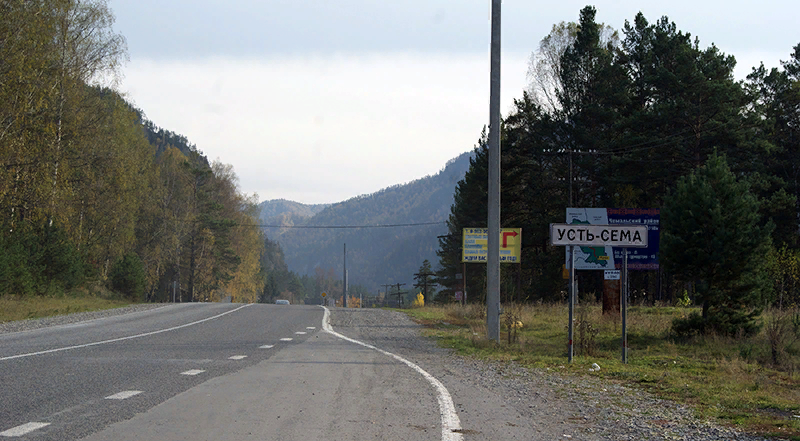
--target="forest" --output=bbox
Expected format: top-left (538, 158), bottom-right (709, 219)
top-left (0, 0), bottom-right (329, 304)
top-left (436, 7), bottom-right (799, 335)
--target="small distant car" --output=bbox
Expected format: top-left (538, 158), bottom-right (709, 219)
top-left (275, 299), bottom-right (290, 305)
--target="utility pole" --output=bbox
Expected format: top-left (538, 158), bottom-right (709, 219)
top-left (394, 283), bottom-right (407, 308)
top-left (486, 0), bottom-right (502, 342)
top-left (413, 270), bottom-right (435, 303)
top-left (381, 283), bottom-right (393, 306)
top-left (342, 243), bottom-right (348, 308)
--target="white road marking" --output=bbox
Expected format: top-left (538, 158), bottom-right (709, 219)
top-left (180, 369), bottom-right (206, 376)
top-left (280, 338), bottom-right (293, 342)
top-left (259, 345), bottom-right (274, 349)
top-left (295, 331), bottom-right (306, 335)
top-left (306, 327), bottom-right (316, 330)
top-left (228, 355), bottom-right (247, 360)
top-left (320, 306), bottom-right (463, 441)
top-left (0, 304), bottom-right (253, 361)
top-left (0, 422), bottom-right (50, 437)
top-left (105, 390), bottom-right (142, 400)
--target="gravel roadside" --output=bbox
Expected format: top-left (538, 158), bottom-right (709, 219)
top-left (0, 303), bottom-right (167, 335)
top-left (328, 307), bottom-right (776, 441)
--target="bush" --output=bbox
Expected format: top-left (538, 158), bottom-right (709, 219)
top-left (39, 222), bottom-right (85, 291)
top-left (0, 220), bottom-right (86, 296)
top-left (673, 307), bottom-right (762, 338)
top-left (108, 253), bottom-right (146, 300)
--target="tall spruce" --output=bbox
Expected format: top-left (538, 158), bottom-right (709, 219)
top-left (663, 153), bottom-right (773, 336)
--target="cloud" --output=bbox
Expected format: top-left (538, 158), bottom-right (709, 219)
top-left (112, 0), bottom-right (799, 61)
top-left (123, 52), bottom-right (531, 204)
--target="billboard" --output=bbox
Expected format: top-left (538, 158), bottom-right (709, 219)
top-left (462, 228), bottom-right (522, 263)
top-left (565, 208), bottom-right (660, 270)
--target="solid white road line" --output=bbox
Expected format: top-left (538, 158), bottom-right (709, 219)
top-left (0, 304), bottom-right (253, 361)
top-left (319, 306), bottom-right (464, 441)
top-left (259, 345), bottom-right (274, 349)
top-left (295, 331), bottom-right (307, 335)
top-left (280, 338), bottom-right (293, 342)
top-left (105, 390), bottom-right (142, 400)
top-left (228, 355), bottom-right (247, 360)
top-left (0, 422), bottom-right (50, 437)
top-left (180, 369), bottom-right (206, 376)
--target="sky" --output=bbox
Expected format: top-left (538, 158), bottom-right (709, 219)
top-left (110, 0), bottom-right (800, 205)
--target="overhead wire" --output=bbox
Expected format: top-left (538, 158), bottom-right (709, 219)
top-left (233, 221), bottom-right (447, 229)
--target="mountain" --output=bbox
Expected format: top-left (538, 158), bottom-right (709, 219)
top-left (264, 151), bottom-right (473, 294)
top-left (258, 199), bottom-right (330, 223)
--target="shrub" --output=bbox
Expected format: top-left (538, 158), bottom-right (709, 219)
top-left (109, 253), bottom-right (146, 300)
top-left (0, 220), bottom-right (86, 296)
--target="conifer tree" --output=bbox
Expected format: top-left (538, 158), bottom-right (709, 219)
top-left (663, 153), bottom-right (773, 336)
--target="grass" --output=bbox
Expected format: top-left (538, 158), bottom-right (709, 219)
top-left (0, 286), bottom-right (136, 323)
top-left (399, 302), bottom-right (800, 439)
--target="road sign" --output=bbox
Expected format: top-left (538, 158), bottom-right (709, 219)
top-left (550, 224), bottom-right (648, 247)
top-left (321, 292), bottom-right (326, 297)
top-left (565, 208), bottom-right (660, 270)
top-left (604, 270), bottom-right (620, 280)
top-left (462, 228), bottom-right (522, 263)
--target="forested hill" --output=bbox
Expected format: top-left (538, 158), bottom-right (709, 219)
top-left (258, 199), bottom-right (330, 225)
top-left (267, 151), bottom-right (473, 293)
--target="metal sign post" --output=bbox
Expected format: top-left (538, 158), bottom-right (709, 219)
top-left (568, 245), bottom-right (575, 363)
top-left (622, 249), bottom-right (628, 364)
top-left (551, 223), bottom-right (647, 363)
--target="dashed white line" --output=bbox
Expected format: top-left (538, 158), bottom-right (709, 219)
top-left (228, 355), bottom-right (247, 360)
top-left (0, 304), bottom-right (252, 361)
top-left (295, 331), bottom-right (307, 335)
top-left (320, 306), bottom-right (463, 441)
top-left (306, 327), bottom-right (316, 330)
top-left (180, 369), bottom-right (205, 376)
top-left (259, 345), bottom-right (274, 349)
top-left (0, 422), bottom-right (50, 437)
top-left (280, 338), bottom-right (293, 342)
top-left (105, 390), bottom-right (142, 400)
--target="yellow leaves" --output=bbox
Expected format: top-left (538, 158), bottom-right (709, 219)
top-left (412, 292), bottom-right (425, 308)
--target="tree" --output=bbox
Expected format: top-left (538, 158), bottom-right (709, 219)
top-left (746, 44), bottom-right (800, 249)
top-left (109, 253), bottom-right (146, 300)
top-left (413, 259), bottom-right (436, 303)
top-left (527, 20), bottom-right (619, 113)
top-left (662, 153), bottom-right (773, 336)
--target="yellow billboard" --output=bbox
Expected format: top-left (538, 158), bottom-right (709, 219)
top-left (462, 228), bottom-right (521, 263)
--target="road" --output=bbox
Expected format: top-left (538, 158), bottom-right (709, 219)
top-left (0, 304), bottom-right (451, 441)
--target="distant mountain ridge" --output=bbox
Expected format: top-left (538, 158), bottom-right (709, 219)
top-left (258, 199), bottom-right (329, 224)
top-left (261, 151), bottom-right (473, 293)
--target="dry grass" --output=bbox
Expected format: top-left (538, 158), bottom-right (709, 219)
top-left (0, 293), bottom-right (134, 323)
top-left (401, 302), bottom-right (800, 437)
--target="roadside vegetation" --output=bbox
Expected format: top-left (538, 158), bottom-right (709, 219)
top-left (0, 286), bottom-right (135, 323)
top-left (400, 303), bottom-right (800, 439)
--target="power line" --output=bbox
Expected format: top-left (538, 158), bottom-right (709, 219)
top-left (234, 221), bottom-right (447, 229)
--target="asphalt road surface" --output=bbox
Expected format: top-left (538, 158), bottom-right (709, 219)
top-left (0, 304), bottom-right (449, 441)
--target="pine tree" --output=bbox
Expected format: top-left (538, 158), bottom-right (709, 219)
top-left (663, 153), bottom-right (773, 336)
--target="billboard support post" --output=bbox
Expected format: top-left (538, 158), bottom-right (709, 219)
top-left (568, 245), bottom-right (575, 363)
top-left (622, 249), bottom-right (628, 363)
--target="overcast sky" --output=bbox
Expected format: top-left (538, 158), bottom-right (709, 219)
top-left (110, 0), bottom-right (800, 204)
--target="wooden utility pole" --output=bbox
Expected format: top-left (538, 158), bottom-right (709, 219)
top-left (393, 283), bottom-right (407, 308)
top-left (413, 271), bottom-right (435, 303)
top-left (381, 284), bottom-right (393, 304)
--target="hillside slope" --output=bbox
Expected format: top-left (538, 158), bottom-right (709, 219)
top-left (268, 151), bottom-right (472, 294)
top-left (258, 199), bottom-right (329, 223)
